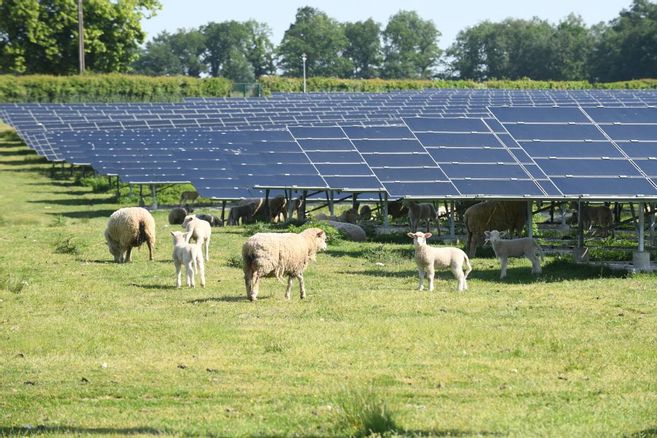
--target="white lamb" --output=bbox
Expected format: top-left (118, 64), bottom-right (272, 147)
top-left (181, 214), bottom-right (212, 262)
top-left (484, 230), bottom-right (543, 279)
top-left (170, 231), bottom-right (205, 288)
top-left (407, 232), bottom-right (472, 292)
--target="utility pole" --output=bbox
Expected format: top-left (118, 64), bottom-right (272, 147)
top-left (301, 53), bottom-right (307, 93)
top-left (78, 0), bottom-right (85, 74)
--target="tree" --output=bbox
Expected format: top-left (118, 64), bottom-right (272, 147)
top-left (277, 7), bottom-right (352, 78)
top-left (548, 14), bottom-right (594, 80)
top-left (381, 10), bottom-right (442, 79)
top-left (132, 29), bottom-right (206, 77)
top-left (244, 20), bottom-right (276, 78)
top-left (0, 0), bottom-right (161, 74)
top-left (590, 0), bottom-right (657, 82)
top-left (344, 19), bottom-right (382, 79)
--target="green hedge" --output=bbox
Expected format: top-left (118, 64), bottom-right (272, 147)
top-left (0, 74), bottom-right (233, 102)
top-left (259, 76), bottom-right (657, 94)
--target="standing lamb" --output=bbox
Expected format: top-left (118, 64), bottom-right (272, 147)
top-left (464, 201), bottom-right (528, 257)
top-left (104, 207), bottom-right (156, 263)
top-left (242, 228), bottom-right (327, 301)
top-left (569, 202), bottom-right (614, 237)
top-left (170, 231), bottom-right (205, 288)
top-left (484, 230), bottom-right (543, 279)
top-left (182, 214), bottom-right (212, 262)
top-left (179, 191), bottom-right (199, 206)
top-left (404, 200), bottom-right (438, 233)
top-left (407, 232), bottom-right (472, 292)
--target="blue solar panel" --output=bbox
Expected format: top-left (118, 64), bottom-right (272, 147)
top-left (518, 141), bottom-right (623, 158)
top-left (505, 124), bottom-right (606, 141)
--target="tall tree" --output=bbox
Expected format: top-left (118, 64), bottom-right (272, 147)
top-left (277, 6), bottom-right (352, 78)
top-left (590, 0), bottom-right (657, 82)
top-left (132, 29), bottom-right (205, 76)
top-left (0, 0), bottom-right (161, 74)
top-left (381, 10), bottom-right (442, 79)
top-left (244, 20), bottom-right (276, 78)
top-left (548, 14), bottom-right (594, 80)
top-left (344, 19), bottom-right (382, 79)
top-left (202, 20), bottom-right (253, 81)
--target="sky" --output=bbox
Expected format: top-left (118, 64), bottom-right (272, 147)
top-left (141, 0), bottom-right (634, 49)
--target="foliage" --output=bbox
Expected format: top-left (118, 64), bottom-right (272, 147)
top-left (344, 19), bottom-right (383, 79)
top-left (76, 174), bottom-right (111, 193)
top-left (0, 74), bottom-right (232, 102)
top-left (0, 0), bottom-right (161, 75)
top-left (382, 10), bottom-right (442, 79)
top-left (334, 387), bottom-right (399, 437)
top-left (53, 234), bottom-right (86, 255)
top-left (132, 29), bottom-right (206, 77)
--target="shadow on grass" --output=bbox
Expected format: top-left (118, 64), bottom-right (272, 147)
top-left (30, 197), bottom-right (112, 207)
top-left (49, 209), bottom-right (117, 219)
top-left (0, 147), bottom-right (35, 156)
top-left (187, 295), bottom-right (267, 304)
top-left (0, 426), bottom-right (165, 435)
top-left (627, 427), bottom-right (657, 437)
top-left (129, 283), bottom-right (175, 290)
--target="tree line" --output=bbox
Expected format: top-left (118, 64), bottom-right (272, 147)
top-left (1, 1), bottom-right (656, 83)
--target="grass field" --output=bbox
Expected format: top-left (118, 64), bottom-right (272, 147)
top-left (1, 126), bottom-right (656, 437)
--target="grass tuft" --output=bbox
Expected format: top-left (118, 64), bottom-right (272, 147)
top-left (53, 234), bottom-right (86, 255)
top-left (225, 254), bottom-right (243, 269)
top-left (0, 270), bottom-right (29, 294)
top-left (335, 387), bottom-right (399, 437)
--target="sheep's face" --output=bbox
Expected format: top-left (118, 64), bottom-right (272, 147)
top-left (182, 214), bottom-right (196, 227)
top-left (407, 232), bottom-right (432, 246)
top-left (484, 230), bottom-right (506, 244)
top-left (170, 231), bottom-right (188, 245)
top-left (106, 238), bottom-right (122, 262)
top-left (315, 230), bottom-right (328, 252)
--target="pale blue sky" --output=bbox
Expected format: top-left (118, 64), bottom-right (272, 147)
top-left (141, 0), bottom-right (634, 49)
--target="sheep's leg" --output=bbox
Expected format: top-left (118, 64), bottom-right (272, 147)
top-left (250, 272), bottom-right (260, 301)
top-left (285, 276), bottom-right (293, 300)
top-left (417, 268), bottom-right (425, 291)
top-left (186, 261), bottom-right (195, 288)
top-left (531, 256), bottom-right (542, 275)
top-left (197, 256), bottom-right (206, 288)
top-left (499, 257), bottom-right (508, 279)
top-left (125, 247), bottom-right (132, 263)
top-left (297, 274), bottom-right (306, 299)
top-left (175, 260), bottom-right (182, 288)
top-left (427, 266), bottom-right (435, 292)
top-left (146, 239), bottom-right (154, 261)
top-left (205, 236), bottom-right (210, 262)
top-left (452, 263), bottom-right (466, 292)
top-left (425, 219), bottom-right (430, 233)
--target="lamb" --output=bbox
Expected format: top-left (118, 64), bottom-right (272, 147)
top-left (227, 198), bottom-right (264, 225)
top-left (407, 232), bottom-right (472, 292)
top-left (404, 200), bottom-right (438, 233)
top-left (195, 213), bottom-right (223, 227)
top-left (168, 207), bottom-right (189, 225)
top-left (104, 207), bottom-right (156, 263)
top-left (179, 190), bottom-right (199, 205)
top-left (464, 201), bottom-right (528, 257)
top-left (170, 231), bottom-right (205, 288)
top-left (242, 228), bottom-right (327, 301)
top-left (570, 202), bottom-right (614, 237)
top-left (484, 230), bottom-right (543, 279)
top-left (181, 214), bottom-right (212, 262)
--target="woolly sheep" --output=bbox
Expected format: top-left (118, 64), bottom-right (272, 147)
top-left (407, 232), bottom-right (472, 292)
top-left (179, 191), bottom-right (199, 205)
top-left (168, 207), bottom-right (189, 225)
top-left (464, 201), bottom-right (527, 257)
top-left (387, 199), bottom-right (408, 220)
top-left (182, 214), bottom-right (212, 262)
top-left (359, 205), bottom-right (372, 221)
top-left (104, 207), bottom-right (156, 263)
top-left (170, 231), bottom-right (205, 288)
top-left (484, 230), bottom-right (543, 279)
top-left (227, 198), bottom-right (263, 225)
top-left (338, 207), bottom-right (359, 224)
top-left (195, 213), bottom-right (223, 227)
top-left (242, 228), bottom-right (327, 301)
top-left (404, 200), bottom-right (438, 233)
top-left (570, 202), bottom-right (614, 237)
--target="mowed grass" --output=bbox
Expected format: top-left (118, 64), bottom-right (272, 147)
top-left (0, 125), bottom-right (656, 437)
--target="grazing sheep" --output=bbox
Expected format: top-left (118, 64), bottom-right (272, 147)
top-left (170, 231), bottom-right (205, 288)
top-left (168, 207), bottom-right (189, 225)
top-left (242, 228), bottom-right (327, 301)
top-left (404, 200), bottom-right (438, 233)
top-left (387, 199), bottom-right (408, 220)
top-left (464, 201), bottom-right (528, 257)
top-left (338, 207), bottom-right (359, 224)
top-left (269, 195), bottom-right (288, 222)
top-left (104, 207), bottom-right (156, 263)
top-left (182, 214), bottom-right (212, 262)
top-left (227, 198), bottom-right (264, 225)
top-left (195, 213), bottom-right (223, 227)
top-left (408, 232), bottom-right (472, 292)
top-left (359, 205), bottom-right (372, 221)
top-left (484, 230), bottom-right (543, 279)
top-left (179, 190), bottom-right (199, 205)
top-left (570, 202), bottom-right (614, 237)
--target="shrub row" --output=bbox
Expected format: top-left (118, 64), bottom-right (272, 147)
top-left (0, 74), bottom-right (233, 102)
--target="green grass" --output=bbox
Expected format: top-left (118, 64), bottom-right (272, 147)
top-left (1, 124), bottom-right (657, 437)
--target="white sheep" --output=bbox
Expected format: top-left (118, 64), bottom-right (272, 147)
top-left (407, 232), bottom-right (472, 292)
top-left (242, 228), bottom-right (327, 301)
top-left (404, 200), bottom-right (438, 233)
top-left (104, 207), bottom-right (156, 263)
top-left (181, 214), bottom-right (212, 262)
top-left (484, 230), bottom-right (543, 279)
top-left (170, 231), bottom-right (205, 288)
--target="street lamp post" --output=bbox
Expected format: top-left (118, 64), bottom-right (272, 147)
top-left (78, 0), bottom-right (85, 74)
top-left (301, 53), bottom-right (307, 93)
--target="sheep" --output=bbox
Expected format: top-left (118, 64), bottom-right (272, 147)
top-left (170, 231), bottom-right (205, 288)
top-left (268, 195), bottom-right (288, 222)
top-left (242, 228), bottom-right (327, 301)
top-left (484, 230), bottom-right (543, 279)
top-left (404, 200), bottom-right (438, 233)
top-left (407, 232), bottom-right (472, 292)
top-left (464, 201), bottom-right (527, 257)
top-left (181, 214), bottom-right (212, 262)
top-left (359, 205), bottom-right (372, 222)
top-left (179, 190), bottom-right (199, 206)
top-left (338, 207), bottom-right (359, 224)
top-left (569, 202), bottom-right (614, 237)
top-left (387, 199), bottom-right (408, 220)
top-left (195, 213), bottom-right (223, 227)
top-left (168, 207), bottom-right (189, 225)
top-left (227, 198), bottom-right (264, 225)
top-left (104, 207), bottom-right (156, 263)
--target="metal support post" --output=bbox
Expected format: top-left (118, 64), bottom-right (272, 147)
top-left (577, 200), bottom-right (584, 248)
top-left (382, 192), bottom-right (389, 229)
top-left (327, 191), bottom-right (335, 216)
top-left (650, 203), bottom-right (656, 247)
top-left (526, 200), bottom-right (533, 239)
top-left (150, 184), bottom-right (157, 209)
top-left (263, 189), bottom-right (271, 222)
top-left (638, 201), bottom-right (645, 252)
top-left (301, 190), bottom-right (308, 221)
top-left (449, 201), bottom-right (456, 239)
top-left (221, 200), bottom-right (227, 223)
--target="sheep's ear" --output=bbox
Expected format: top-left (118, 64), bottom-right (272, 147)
top-left (424, 232), bottom-right (432, 239)
top-left (317, 230), bottom-right (325, 237)
top-left (407, 232), bottom-right (415, 238)
top-left (484, 231), bottom-right (491, 237)
top-left (170, 231), bottom-right (175, 236)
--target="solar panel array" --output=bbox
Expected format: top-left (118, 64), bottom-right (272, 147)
top-left (2, 89), bottom-right (657, 200)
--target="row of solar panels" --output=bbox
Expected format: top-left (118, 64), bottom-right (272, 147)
top-left (2, 90), bottom-right (657, 201)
